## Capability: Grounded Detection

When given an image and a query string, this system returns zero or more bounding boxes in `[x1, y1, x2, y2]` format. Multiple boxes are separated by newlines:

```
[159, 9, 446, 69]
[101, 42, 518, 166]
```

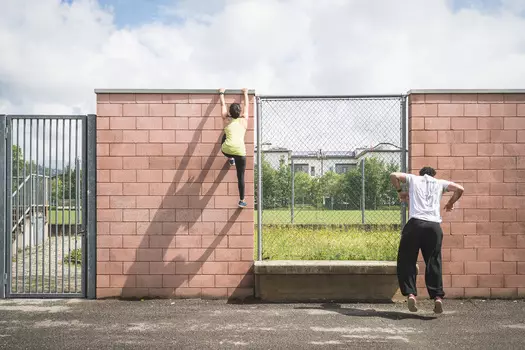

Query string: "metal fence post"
[361, 158, 365, 224]
[85, 114, 97, 299]
[291, 158, 295, 224]
[0, 115, 6, 298]
[256, 98, 263, 261]
[400, 96, 408, 227]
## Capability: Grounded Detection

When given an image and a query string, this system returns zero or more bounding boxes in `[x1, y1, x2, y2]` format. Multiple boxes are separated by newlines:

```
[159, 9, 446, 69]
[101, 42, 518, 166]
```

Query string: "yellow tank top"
[221, 118, 246, 156]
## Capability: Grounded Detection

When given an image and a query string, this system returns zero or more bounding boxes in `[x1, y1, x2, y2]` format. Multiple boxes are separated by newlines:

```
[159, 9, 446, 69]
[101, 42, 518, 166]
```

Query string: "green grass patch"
[63, 248, 82, 265]
[257, 226, 400, 261]
[257, 209, 403, 225]
[49, 210, 81, 225]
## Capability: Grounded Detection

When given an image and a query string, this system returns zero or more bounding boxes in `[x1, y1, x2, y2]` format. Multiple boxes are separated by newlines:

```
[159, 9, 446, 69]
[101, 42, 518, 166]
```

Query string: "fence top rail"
[6, 115, 88, 119]
[95, 88, 256, 95]
[258, 94, 406, 100]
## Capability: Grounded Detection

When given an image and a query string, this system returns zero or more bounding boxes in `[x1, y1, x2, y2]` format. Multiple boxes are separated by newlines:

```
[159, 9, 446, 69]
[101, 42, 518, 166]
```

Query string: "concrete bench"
[254, 260, 406, 303]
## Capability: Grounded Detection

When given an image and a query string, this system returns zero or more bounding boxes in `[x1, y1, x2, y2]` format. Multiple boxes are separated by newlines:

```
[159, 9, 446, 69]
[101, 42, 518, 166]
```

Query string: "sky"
[1, 0, 525, 116]
[1, 0, 525, 165]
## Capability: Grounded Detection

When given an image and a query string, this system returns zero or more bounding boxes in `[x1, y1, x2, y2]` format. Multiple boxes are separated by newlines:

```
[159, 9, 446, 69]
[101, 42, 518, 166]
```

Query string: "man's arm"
[390, 172, 409, 202]
[219, 88, 228, 119]
[242, 88, 249, 119]
[390, 172, 408, 191]
[444, 182, 464, 212]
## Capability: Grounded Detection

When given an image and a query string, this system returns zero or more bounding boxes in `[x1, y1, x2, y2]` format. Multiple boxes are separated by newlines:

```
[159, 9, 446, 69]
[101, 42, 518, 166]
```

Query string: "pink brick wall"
[409, 92, 525, 299]
[95, 91, 255, 299]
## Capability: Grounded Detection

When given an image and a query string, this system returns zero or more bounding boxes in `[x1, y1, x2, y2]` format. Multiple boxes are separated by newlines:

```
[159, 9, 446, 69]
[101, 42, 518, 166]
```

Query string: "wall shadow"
[119, 102, 253, 300]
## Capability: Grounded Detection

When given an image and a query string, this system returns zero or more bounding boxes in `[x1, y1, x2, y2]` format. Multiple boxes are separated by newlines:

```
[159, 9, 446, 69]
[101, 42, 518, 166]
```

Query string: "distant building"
[256, 143, 401, 176]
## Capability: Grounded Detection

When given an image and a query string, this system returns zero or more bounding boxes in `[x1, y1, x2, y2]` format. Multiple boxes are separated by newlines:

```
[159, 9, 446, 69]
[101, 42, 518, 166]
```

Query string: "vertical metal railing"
[2, 115, 93, 298]
[256, 98, 263, 261]
[0, 114, 6, 298]
[400, 96, 408, 227]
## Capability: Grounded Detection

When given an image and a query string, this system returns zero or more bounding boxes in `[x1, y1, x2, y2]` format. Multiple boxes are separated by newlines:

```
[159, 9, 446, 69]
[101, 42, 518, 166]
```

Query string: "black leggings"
[221, 134, 246, 200]
[397, 218, 444, 299]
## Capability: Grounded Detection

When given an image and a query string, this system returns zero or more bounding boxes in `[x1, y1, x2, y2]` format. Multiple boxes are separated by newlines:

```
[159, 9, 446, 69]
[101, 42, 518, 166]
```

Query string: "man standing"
[390, 167, 464, 314]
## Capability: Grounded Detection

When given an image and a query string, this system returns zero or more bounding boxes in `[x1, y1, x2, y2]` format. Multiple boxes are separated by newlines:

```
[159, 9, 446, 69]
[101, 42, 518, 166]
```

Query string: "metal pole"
[74, 122, 79, 293]
[22, 120, 27, 293]
[291, 158, 295, 224]
[54, 119, 59, 292]
[48, 119, 52, 293]
[400, 96, 408, 227]
[61, 119, 65, 293]
[15, 120, 20, 294]
[35, 120, 40, 293]
[0, 115, 6, 298]
[86, 114, 97, 299]
[256, 98, 263, 261]
[68, 119, 72, 293]
[6, 118, 13, 295]
[361, 158, 365, 224]
[29, 119, 33, 293]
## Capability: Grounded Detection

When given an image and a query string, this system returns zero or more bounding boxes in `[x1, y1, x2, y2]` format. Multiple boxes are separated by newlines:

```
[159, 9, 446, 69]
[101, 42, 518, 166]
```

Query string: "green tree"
[338, 168, 362, 210]
[319, 171, 343, 209]
[274, 160, 291, 208]
[294, 172, 312, 206]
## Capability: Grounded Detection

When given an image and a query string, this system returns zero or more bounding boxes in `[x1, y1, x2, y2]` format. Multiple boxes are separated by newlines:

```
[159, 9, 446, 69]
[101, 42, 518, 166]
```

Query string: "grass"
[257, 226, 400, 261]
[63, 249, 82, 265]
[257, 209, 404, 225]
[48, 210, 81, 225]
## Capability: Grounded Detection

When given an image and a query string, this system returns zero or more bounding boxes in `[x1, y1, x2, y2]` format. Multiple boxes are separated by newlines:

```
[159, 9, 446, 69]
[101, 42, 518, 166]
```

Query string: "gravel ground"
[9, 236, 83, 294]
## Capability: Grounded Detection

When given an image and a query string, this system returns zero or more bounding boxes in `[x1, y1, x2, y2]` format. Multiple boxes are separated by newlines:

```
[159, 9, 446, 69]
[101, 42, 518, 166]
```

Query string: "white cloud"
[0, 0, 524, 116]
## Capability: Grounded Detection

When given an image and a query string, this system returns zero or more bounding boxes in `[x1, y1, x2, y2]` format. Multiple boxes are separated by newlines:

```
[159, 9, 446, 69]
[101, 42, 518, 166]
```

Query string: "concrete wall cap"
[254, 260, 397, 275]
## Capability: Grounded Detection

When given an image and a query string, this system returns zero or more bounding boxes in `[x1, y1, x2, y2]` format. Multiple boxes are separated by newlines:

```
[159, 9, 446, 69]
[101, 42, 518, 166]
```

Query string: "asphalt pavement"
[1, 298, 524, 349]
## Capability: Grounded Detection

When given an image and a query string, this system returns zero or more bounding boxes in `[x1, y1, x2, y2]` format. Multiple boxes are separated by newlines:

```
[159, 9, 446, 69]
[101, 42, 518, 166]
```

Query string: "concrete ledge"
[254, 260, 397, 275]
[255, 260, 404, 303]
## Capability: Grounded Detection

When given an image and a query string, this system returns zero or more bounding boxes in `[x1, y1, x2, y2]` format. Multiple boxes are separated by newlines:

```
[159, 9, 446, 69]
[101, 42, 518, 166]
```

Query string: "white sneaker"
[434, 298, 443, 314]
[407, 295, 418, 312]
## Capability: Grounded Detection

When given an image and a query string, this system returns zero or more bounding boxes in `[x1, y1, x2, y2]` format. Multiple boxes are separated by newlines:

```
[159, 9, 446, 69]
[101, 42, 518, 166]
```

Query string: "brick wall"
[95, 90, 255, 299]
[409, 92, 525, 299]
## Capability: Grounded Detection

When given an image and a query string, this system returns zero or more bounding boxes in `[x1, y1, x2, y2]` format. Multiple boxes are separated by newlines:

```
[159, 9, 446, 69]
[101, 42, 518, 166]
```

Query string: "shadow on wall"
[121, 102, 252, 301]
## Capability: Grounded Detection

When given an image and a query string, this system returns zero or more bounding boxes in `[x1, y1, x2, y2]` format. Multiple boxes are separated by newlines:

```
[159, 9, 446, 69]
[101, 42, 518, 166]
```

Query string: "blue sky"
[60, 0, 518, 28]
[451, 0, 502, 12]
[97, 0, 174, 27]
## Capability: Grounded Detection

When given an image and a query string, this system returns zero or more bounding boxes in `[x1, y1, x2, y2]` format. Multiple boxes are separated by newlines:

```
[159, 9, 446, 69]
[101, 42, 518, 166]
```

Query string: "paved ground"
[1, 298, 524, 349]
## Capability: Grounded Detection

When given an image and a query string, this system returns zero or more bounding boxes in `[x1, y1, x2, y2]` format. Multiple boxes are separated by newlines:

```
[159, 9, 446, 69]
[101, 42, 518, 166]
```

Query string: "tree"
[319, 171, 343, 209]
[294, 172, 312, 206]
[255, 154, 401, 211]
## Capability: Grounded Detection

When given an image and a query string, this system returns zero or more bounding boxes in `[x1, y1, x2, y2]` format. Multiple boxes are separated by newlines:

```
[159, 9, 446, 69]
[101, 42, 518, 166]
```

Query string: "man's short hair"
[419, 166, 436, 177]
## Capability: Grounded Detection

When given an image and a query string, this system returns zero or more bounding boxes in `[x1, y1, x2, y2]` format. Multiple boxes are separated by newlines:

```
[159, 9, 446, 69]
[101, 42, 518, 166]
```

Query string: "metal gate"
[255, 95, 407, 261]
[1, 114, 96, 298]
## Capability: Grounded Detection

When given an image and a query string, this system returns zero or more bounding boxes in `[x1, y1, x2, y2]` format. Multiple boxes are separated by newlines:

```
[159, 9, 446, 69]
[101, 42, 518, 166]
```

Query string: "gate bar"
[0, 115, 6, 298]
[86, 114, 97, 299]
[48, 119, 52, 292]
[74, 121, 79, 292]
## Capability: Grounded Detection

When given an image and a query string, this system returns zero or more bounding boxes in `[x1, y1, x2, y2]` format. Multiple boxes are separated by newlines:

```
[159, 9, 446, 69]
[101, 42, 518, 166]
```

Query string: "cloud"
[0, 0, 524, 116]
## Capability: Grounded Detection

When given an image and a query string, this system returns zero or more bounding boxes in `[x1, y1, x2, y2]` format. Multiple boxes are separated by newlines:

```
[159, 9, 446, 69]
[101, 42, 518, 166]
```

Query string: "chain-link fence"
[255, 95, 407, 261]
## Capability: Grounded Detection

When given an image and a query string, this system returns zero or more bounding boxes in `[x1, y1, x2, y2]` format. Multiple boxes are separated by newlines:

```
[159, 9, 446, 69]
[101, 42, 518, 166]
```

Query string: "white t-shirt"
[405, 174, 451, 223]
